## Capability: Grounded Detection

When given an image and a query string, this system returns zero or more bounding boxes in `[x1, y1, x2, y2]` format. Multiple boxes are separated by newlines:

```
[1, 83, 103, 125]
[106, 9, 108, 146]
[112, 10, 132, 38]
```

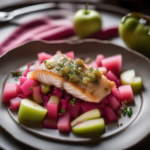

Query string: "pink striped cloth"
[0, 18, 118, 56]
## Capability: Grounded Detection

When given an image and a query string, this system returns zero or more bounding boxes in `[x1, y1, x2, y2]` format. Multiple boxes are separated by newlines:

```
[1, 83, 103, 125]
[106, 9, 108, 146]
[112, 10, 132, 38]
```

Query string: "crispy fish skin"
[29, 53, 115, 103]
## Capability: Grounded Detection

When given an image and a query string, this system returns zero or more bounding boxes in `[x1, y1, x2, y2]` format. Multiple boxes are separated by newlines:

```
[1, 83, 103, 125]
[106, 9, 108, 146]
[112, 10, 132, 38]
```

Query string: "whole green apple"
[119, 13, 150, 54]
[73, 4, 102, 38]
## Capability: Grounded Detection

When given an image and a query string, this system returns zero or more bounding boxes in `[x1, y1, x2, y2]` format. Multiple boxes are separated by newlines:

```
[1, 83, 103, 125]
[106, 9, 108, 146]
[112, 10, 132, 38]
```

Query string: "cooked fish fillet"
[29, 53, 115, 103]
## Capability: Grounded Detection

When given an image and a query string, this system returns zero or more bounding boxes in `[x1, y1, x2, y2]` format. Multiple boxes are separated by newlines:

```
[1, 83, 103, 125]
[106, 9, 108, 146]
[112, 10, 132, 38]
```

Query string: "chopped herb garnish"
[60, 63, 64, 67]
[44, 60, 47, 64]
[94, 79, 99, 84]
[30, 87, 33, 91]
[70, 98, 76, 106]
[97, 68, 99, 72]
[61, 109, 65, 114]
[56, 68, 60, 71]
[121, 106, 133, 117]
[63, 58, 67, 61]
[89, 66, 94, 72]
[69, 63, 77, 68]
[11, 70, 23, 77]
[68, 73, 73, 77]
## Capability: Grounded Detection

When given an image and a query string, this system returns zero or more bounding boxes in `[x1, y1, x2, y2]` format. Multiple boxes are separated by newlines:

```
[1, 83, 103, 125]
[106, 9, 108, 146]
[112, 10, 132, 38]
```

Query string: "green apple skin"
[119, 13, 150, 53]
[71, 109, 100, 127]
[120, 69, 142, 93]
[18, 99, 47, 122]
[72, 118, 105, 135]
[74, 9, 102, 38]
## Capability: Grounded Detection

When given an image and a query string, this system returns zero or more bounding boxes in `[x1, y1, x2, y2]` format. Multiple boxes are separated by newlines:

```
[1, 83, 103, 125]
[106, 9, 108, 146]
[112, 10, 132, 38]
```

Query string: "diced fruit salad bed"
[2, 51, 142, 136]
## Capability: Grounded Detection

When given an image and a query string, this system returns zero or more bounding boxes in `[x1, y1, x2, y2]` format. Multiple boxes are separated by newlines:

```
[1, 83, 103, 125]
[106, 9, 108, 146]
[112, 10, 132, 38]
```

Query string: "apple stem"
[85, 3, 89, 14]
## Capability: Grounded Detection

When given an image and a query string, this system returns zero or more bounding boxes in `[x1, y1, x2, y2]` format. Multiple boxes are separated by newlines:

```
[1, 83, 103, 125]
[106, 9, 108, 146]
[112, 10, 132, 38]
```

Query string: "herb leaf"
[56, 68, 60, 71]
[70, 98, 76, 106]
[11, 70, 23, 77]
[30, 87, 33, 91]
[60, 63, 64, 67]
[61, 109, 65, 114]
[94, 79, 99, 84]
[68, 73, 73, 77]
[121, 106, 133, 117]
[89, 66, 93, 72]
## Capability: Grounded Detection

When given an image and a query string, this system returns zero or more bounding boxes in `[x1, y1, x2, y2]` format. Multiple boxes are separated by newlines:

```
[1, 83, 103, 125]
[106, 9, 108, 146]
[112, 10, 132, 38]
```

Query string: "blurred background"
[1, 0, 150, 14]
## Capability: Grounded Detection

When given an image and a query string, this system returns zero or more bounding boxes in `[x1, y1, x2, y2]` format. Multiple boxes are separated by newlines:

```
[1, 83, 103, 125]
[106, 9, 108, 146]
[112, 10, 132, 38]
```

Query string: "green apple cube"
[120, 69, 142, 93]
[71, 109, 100, 127]
[41, 83, 50, 94]
[18, 99, 47, 122]
[72, 118, 105, 135]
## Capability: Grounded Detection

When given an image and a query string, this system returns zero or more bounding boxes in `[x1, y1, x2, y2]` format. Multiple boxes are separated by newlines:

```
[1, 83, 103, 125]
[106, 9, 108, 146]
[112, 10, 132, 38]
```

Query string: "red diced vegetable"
[20, 78, 36, 97]
[101, 54, 122, 77]
[16, 84, 22, 94]
[32, 86, 43, 104]
[68, 101, 81, 120]
[107, 94, 120, 110]
[115, 109, 121, 117]
[60, 99, 68, 111]
[103, 106, 118, 123]
[66, 51, 74, 59]
[22, 69, 32, 77]
[2, 83, 18, 103]
[53, 87, 63, 98]
[19, 77, 28, 86]
[105, 70, 121, 87]
[57, 111, 71, 132]
[80, 102, 97, 114]
[9, 97, 22, 111]
[47, 96, 60, 120]
[88, 61, 98, 68]
[118, 85, 134, 103]
[96, 54, 105, 67]
[42, 119, 57, 129]
[38, 52, 52, 64]
[112, 87, 121, 101]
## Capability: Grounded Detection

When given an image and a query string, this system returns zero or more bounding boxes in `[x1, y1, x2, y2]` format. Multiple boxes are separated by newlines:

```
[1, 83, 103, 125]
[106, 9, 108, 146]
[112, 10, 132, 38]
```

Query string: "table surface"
[0, 1, 150, 150]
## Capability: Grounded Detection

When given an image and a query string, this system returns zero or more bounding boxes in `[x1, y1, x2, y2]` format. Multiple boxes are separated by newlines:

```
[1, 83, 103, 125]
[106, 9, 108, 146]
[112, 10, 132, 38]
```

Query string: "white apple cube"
[120, 69, 142, 92]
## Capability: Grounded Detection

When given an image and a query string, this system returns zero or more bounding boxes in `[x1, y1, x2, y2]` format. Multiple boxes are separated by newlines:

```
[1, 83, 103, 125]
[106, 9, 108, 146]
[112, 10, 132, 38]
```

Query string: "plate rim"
[1, 39, 150, 149]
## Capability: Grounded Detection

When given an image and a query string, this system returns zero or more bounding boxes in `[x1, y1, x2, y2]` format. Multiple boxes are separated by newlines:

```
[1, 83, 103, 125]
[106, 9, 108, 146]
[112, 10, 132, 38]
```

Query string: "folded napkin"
[0, 18, 118, 56]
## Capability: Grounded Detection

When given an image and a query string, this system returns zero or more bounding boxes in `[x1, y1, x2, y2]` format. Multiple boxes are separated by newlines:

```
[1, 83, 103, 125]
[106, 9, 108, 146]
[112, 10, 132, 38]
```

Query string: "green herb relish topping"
[44, 56, 103, 85]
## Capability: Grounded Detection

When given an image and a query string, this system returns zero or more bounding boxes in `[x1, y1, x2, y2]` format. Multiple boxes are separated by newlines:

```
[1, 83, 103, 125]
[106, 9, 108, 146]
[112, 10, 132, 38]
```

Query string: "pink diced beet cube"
[68, 101, 81, 120]
[38, 52, 52, 64]
[47, 96, 60, 120]
[17, 94, 26, 99]
[42, 95, 50, 109]
[9, 97, 22, 111]
[103, 106, 118, 123]
[42, 119, 57, 129]
[66, 51, 74, 59]
[22, 69, 32, 77]
[107, 94, 120, 110]
[60, 99, 68, 111]
[2, 83, 18, 103]
[105, 70, 121, 87]
[80, 102, 98, 114]
[53, 87, 63, 98]
[32, 86, 43, 104]
[96, 54, 105, 67]
[20, 78, 36, 97]
[101, 54, 122, 77]
[112, 87, 121, 101]
[118, 85, 134, 103]
[57, 111, 71, 132]
[16, 84, 22, 94]
[88, 61, 98, 68]
[116, 109, 121, 117]
[19, 77, 28, 86]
